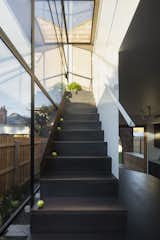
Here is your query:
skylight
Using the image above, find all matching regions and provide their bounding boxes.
[35,0,95,44]
[64,0,94,43]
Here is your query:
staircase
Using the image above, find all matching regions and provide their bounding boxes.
[31,90,127,240]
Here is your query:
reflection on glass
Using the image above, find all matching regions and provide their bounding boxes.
[35,84,56,139]
[35,0,67,106]
[35,45,66,105]
[34,84,56,183]
[133,127,144,154]
[35,0,94,44]
[49,0,62,43]
[50,0,67,42]
[0,0,31,65]
[64,0,94,43]
[0,40,31,226]
[35,0,58,43]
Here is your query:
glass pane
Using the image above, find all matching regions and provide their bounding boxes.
[35,0,67,105]
[50,0,67,43]
[0,40,31,227]
[35,46,66,105]
[64,0,94,43]
[72,46,91,90]
[133,127,144,154]
[49,1,63,43]
[35,0,58,43]
[0,0,31,65]
[34,84,56,185]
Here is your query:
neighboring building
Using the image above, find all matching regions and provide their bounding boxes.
[7,113,29,125]
[0,106,7,124]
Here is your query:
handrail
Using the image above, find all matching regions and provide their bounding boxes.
[104,83,135,127]
[93,52,135,127]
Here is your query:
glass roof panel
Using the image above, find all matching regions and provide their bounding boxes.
[35,0,58,43]
[51,0,67,43]
[64,0,94,43]
[35,0,94,44]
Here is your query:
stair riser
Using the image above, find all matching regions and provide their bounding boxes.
[59,122,101,130]
[45,157,111,174]
[63,108,97,114]
[55,130,104,141]
[62,114,99,121]
[40,180,118,198]
[31,212,127,233]
[50,142,107,156]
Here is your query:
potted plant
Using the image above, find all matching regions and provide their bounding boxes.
[67,82,82,94]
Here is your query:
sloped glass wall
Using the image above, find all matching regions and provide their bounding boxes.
[35,0,67,105]
[0,40,31,227]
[0,0,67,230]
[0,0,94,232]
[34,84,57,185]
[64,0,94,43]
[0,0,31,65]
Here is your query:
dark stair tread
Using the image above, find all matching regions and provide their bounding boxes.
[64,106,96,108]
[64,103,96,107]
[53,141,106,143]
[31,232,126,240]
[32,197,126,212]
[41,171,108,178]
[55,129,103,132]
[63,113,99,116]
[60,120,100,123]
[63,106,97,111]
[56,128,101,131]
[41,174,117,181]
[59,121,101,130]
[46,156,109,160]
[63,113,98,115]
[63,110,97,114]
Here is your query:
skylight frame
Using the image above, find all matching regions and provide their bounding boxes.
[36,0,95,44]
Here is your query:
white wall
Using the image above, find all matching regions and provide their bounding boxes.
[92,0,140,178]
[0,0,31,64]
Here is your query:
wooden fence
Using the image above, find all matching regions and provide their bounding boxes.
[0,135,47,195]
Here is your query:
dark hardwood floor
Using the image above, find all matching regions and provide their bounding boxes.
[119,167,160,240]
[29,168,160,239]
[4,168,160,240]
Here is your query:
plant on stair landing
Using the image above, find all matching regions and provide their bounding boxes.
[67,82,82,94]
